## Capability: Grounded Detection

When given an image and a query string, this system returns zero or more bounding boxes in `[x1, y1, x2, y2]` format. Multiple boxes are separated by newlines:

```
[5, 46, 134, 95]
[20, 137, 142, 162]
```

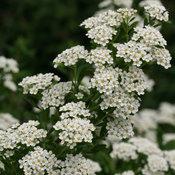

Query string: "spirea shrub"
[0, 0, 174, 174]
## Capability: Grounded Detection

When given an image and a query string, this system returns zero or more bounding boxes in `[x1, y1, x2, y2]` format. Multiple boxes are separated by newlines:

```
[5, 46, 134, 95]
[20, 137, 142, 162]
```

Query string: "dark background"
[0, 0, 174, 110]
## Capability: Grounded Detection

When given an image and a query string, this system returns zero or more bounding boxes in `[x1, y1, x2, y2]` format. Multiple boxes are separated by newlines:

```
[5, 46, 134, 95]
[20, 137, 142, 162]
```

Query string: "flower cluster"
[115, 26, 171, 68]
[0, 120, 47, 157]
[60, 153, 101, 174]
[120, 66, 151, 95]
[19, 73, 60, 94]
[53, 118, 95, 148]
[147, 154, 168, 173]
[0, 56, 19, 73]
[53, 102, 95, 148]
[41, 81, 72, 109]
[110, 142, 138, 161]
[107, 117, 134, 139]
[0, 113, 19, 130]
[164, 150, 175, 170]
[111, 137, 174, 174]
[90, 66, 119, 94]
[99, 0, 133, 9]
[86, 47, 113, 66]
[144, 5, 169, 22]
[81, 9, 137, 46]
[134, 102, 175, 144]
[59, 101, 91, 119]
[0, 56, 19, 91]
[19, 146, 60, 175]
[53, 45, 88, 67]
[139, 0, 162, 7]
[115, 170, 135, 175]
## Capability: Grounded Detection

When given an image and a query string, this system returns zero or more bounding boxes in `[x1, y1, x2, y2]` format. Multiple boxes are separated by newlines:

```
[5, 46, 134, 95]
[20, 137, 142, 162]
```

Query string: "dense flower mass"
[110, 137, 174, 175]
[53, 45, 88, 67]
[144, 5, 169, 22]
[0, 56, 19, 73]
[9, 1, 173, 175]
[59, 101, 91, 119]
[0, 56, 19, 91]
[81, 9, 137, 46]
[0, 120, 47, 156]
[86, 47, 113, 66]
[19, 146, 60, 175]
[41, 81, 72, 109]
[110, 142, 138, 160]
[147, 154, 168, 172]
[53, 118, 95, 148]
[115, 26, 171, 68]
[98, 0, 133, 9]
[60, 153, 101, 175]
[0, 113, 19, 130]
[107, 117, 134, 139]
[19, 73, 60, 94]
[90, 66, 119, 94]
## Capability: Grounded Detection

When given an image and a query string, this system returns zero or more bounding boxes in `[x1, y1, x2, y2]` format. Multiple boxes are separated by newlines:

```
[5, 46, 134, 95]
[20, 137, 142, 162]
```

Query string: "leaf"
[129, 21, 139, 30]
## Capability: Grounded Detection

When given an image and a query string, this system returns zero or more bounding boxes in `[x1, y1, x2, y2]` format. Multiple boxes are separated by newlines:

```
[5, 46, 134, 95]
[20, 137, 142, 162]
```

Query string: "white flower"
[53, 45, 88, 67]
[147, 155, 168, 172]
[110, 142, 138, 160]
[164, 150, 175, 170]
[60, 153, 101, 174]
[41, 81, 72, 109]
[144, 5, 169, 22]
[53, 118, 95, 148]
[19, 146, 61, 174]
[19, 73, 60, 94]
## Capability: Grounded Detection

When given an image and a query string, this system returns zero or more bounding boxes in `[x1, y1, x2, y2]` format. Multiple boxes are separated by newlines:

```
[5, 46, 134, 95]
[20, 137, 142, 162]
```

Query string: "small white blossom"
[19, 73, 60, 94]
[53, 45, 88, 67]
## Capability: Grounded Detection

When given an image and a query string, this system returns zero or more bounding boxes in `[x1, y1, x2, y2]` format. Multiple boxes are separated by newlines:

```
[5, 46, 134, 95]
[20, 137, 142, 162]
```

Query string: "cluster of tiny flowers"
[144, 5, 169, 22]
[110, 142, 138, 161]
[53, 118, 95, 148]
[53, 45, 88, 67]
[115, 26, 172, 68]
[0, 120, 47, 155]
[164, 150, 175, 170]
[110, 137, 175, 174]
[59, 153, 101, 175]
[81, 9, 137, 46]
[129, 137, 162, 156]
[139, 0, 162, 7]
[133, 109, 158, 134]
[0, 56, 19, 73]
[107, 117, 134, 139]
[98, 0, 133, 9]
[90, 66, 119, 94]
[86, 47, 113, 66]
[147, 154, 168, 173]
[41, 81, 72, 109]
[53, 102, 94, 148]
[100, 87, 140, 118]
[115, 170, 135, 175]
[59, 101, 91, 119]
[120, 66, 151, 95]
[133, 102, 175, 143]
[87, 25, 117, 46]
[19, 73, 60, 94]
[0, 56, 19, 91]
[132, 26, 167, 47]
[19, 146, 61, 175]
[0, 113, 19, 130]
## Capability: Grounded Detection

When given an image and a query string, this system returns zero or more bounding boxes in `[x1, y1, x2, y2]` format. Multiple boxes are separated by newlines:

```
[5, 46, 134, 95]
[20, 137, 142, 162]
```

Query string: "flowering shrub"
[0, 0, 174, 174]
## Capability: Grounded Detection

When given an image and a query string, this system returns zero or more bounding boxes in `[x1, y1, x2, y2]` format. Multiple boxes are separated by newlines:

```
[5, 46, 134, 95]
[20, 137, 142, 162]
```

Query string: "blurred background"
[0, 0, 174, 112]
